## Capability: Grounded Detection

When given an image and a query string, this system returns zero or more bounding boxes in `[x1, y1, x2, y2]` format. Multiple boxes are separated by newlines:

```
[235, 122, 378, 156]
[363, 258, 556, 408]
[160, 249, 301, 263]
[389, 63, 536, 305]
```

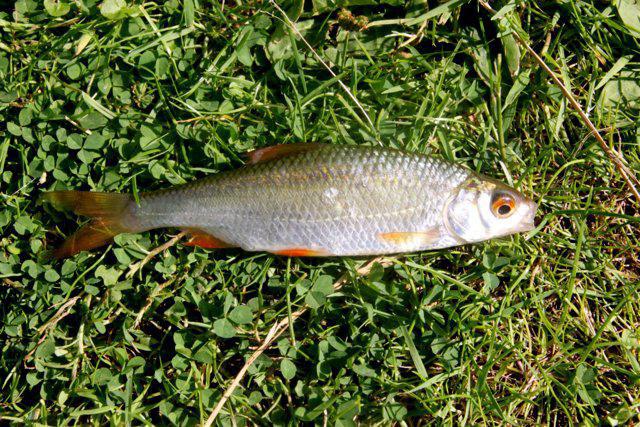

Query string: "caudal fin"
[42, 191, 135, 259]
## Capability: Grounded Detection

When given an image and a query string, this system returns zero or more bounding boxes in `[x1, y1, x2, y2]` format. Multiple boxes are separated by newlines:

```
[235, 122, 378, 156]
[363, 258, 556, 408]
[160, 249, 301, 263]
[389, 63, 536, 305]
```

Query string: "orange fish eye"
[491, 193, 516, 218]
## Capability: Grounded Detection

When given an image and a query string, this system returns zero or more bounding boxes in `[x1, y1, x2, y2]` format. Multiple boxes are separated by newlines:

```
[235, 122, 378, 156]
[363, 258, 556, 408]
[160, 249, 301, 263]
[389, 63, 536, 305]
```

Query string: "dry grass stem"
[127, 231, 188, 278]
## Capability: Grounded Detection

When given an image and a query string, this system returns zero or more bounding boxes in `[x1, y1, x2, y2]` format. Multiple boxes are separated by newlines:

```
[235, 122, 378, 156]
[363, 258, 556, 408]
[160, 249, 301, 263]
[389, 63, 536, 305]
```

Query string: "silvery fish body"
[44, 144, 537, 258]
[126, 145, 534, 256]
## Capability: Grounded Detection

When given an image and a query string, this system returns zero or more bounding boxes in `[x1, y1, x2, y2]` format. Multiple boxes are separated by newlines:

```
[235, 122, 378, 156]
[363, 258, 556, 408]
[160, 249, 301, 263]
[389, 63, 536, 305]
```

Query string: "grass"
[1, 0, 640, 424]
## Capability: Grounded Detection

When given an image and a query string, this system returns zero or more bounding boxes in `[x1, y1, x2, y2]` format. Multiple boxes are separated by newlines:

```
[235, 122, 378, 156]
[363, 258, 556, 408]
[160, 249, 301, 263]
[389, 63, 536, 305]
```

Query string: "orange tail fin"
[42, 191, 136, 259]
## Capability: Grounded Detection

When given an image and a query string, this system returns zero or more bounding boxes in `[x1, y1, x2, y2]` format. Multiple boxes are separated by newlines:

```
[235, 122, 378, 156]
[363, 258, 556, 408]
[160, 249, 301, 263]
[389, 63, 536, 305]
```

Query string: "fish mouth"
[520, 199, 538, 232]
[520, 221, 535, 232]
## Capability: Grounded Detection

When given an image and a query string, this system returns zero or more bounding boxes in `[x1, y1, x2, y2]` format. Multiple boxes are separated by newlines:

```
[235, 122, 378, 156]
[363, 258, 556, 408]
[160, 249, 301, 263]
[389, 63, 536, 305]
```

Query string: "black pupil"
[498, 204, 511, 215]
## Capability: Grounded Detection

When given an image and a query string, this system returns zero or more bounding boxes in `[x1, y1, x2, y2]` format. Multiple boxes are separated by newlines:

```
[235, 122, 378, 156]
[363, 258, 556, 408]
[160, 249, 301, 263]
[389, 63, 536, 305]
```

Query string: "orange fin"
[42, 191, 131, 217]
[41, 191, 136, 259]
[47, 219, 129, 259]
[184, 229, 235, 249]
[379, 229, 440, 246]
[245, 143, 324, 165]
[272, 248, 330, 257]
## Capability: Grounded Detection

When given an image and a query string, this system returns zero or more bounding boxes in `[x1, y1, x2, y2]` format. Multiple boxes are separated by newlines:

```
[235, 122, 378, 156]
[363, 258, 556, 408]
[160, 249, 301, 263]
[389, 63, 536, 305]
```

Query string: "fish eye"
[491, 192, 516, 218]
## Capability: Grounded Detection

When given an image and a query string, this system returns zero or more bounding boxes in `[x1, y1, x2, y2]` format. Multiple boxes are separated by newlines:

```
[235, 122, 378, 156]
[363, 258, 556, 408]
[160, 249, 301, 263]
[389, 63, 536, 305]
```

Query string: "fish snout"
[520, 199, 538, 231]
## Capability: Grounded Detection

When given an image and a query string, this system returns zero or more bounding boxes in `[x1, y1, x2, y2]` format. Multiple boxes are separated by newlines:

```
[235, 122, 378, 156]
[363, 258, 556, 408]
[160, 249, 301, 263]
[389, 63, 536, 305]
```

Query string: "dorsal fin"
[244, 143, 325, 165]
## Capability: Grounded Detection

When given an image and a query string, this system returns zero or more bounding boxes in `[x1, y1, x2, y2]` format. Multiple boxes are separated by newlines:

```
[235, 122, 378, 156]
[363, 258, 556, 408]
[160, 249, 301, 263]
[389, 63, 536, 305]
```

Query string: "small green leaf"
[138, 51, 155, 68]
[615, 0, 640, 36]
[494, 8, 522, 77]
[383, 403, 408, 422]
[91, 368, 113, 385]
[503, 70, 531, 111]
[84, 133, 106, 150]
[77, 149, 101, 164]
[183, 0, 194, 26]
[312, 275, 334, 296]
[18, 108, 32, 126]
[155, 57, 170, 79]
[44, 0, 71, 17]
[94, 322, 106, 334]
[78, 111, 108, 129]
[482, 272, 499, 291]
[213, 318, 236, 338]
[67, 133, 84, 149]
[35, 337, 56, 359]
[61, 260, 77, 276]
[26, 373, 40, 386]
[0, 211, 10, 227]
[193, 346, 215, 364]
[502, 33, 520, 77]
[76, 32, 94, 56]
[598, 70, 640, 111]
[22, 260, 42, 278]
[0, 90, 18, 103]
[305, 291, 325, 309]
[280, 358, 296, 380]
[574, 364, 596, 385]
[248, 391, 262, 405]
[95, 265, 121, 286]
[66, 63, 82, 80]
[353, 363, 376, 378]
[124, 356, 146, 373]
[99, 0, 132, 20]
[368, 262, 385, 282]
[56, 128, 67, 142]
[229, 305, 253, 324]
[58, 390, 69, 406]
[44, 269, 60, 282]
[266, 26, 291, 63]
[7, 122, 21, 136]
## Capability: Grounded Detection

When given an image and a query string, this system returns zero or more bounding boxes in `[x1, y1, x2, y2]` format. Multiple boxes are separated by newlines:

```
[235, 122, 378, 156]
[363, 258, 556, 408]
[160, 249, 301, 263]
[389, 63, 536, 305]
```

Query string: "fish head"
[444, 174, 537, 244]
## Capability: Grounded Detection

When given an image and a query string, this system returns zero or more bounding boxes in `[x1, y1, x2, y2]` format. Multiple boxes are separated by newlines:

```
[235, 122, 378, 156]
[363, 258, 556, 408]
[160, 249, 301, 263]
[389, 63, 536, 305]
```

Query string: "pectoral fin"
[379, 228, 441, 246]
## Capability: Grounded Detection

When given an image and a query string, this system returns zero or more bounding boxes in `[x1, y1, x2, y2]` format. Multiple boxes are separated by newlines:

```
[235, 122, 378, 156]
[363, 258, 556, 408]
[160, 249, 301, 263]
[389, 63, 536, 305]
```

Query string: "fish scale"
[127, 145, 471, 255]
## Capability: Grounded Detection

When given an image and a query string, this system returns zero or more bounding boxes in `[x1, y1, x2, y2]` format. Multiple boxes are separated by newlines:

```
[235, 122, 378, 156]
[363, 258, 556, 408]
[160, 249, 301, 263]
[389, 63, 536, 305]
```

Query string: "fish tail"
[42, 191, 139, 259]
